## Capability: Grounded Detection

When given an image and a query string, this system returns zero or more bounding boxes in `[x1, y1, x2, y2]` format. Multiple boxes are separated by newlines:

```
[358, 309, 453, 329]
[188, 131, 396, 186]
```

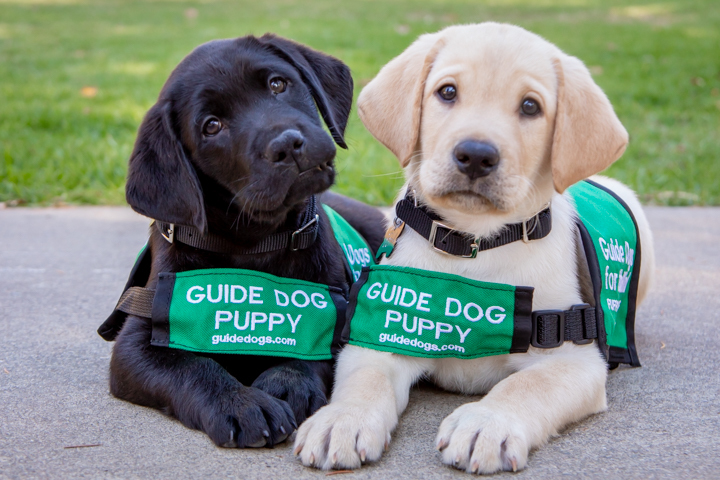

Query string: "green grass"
[0, 0, 719, 206]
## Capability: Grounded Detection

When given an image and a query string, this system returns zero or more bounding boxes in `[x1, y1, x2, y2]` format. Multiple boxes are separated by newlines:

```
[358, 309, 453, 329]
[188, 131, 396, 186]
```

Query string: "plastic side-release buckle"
[531, 309, 565, 348]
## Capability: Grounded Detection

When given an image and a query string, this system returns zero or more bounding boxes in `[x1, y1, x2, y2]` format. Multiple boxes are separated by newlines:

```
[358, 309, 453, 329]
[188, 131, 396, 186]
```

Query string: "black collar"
[395, 190, 552, 258]
[155, 195, 320, 254]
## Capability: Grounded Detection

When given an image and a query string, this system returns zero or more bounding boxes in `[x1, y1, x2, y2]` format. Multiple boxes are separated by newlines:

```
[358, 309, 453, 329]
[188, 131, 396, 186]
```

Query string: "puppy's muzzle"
[266, 129, 307, 167]
[453, 140, 500, 180]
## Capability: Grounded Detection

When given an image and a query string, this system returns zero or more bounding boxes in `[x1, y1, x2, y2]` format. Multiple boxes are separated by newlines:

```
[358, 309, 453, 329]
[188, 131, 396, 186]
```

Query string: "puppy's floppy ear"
[357, 32, 444, 167]
[259, 34, 353, 148]
[125, 101, 207, 233]
[550, 54, 629, 192]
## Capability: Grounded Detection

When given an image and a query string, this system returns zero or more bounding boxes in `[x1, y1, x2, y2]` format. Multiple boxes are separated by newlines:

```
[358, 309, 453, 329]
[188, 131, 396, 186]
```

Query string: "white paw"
[293, 402, 392, 470]
[436, 403, 529, 474]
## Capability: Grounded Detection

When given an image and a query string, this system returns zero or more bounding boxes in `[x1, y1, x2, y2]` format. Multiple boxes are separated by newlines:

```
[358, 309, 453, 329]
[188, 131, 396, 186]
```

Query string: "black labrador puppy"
[104, 35, 386, 448]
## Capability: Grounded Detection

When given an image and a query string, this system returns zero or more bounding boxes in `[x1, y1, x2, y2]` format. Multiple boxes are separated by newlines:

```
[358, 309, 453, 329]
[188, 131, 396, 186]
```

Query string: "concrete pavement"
[0, 206, 718, 479]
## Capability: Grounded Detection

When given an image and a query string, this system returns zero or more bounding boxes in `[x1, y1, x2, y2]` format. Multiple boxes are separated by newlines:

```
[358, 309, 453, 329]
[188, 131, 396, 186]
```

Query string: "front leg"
[110, 316, 296, 448]
[252, 359, 332, 425]
[294, 346, 429, 470]
[436, 344, 608, 474]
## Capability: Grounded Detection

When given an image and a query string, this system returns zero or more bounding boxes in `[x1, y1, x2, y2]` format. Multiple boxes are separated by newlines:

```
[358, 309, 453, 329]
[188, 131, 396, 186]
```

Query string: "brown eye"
[521, 98, 540, 116]
[269, 77, 287, 94]
[438, 85, 457, 101]
[202, 117, 222, 136]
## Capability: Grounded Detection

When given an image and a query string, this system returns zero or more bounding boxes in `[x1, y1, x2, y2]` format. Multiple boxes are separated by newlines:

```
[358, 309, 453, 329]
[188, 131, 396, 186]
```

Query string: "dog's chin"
[232, 168, 335, 224]
[426, 189, 510, 216]
[281, 166, 335, 207]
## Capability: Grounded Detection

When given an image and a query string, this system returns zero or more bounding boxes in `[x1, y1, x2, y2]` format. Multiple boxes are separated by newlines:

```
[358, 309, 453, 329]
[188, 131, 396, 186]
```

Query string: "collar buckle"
[429, 220, 478, 258]
[160, 223, 175, 244]
[291, 214, 319, 251]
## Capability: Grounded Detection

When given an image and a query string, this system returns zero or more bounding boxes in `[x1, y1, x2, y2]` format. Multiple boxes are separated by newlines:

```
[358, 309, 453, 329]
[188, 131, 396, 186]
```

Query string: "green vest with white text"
[98, 205, 375, 361]
[343, 180, 642, 367]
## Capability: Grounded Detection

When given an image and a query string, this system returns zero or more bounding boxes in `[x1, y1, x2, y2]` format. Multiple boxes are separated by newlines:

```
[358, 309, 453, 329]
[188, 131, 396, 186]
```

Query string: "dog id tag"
[375, 220, 405, 261]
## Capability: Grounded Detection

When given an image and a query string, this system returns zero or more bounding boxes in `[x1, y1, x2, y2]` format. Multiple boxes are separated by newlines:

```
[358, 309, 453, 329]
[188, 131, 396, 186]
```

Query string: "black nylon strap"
[396, 191, 552, 257]
[509, 286, 534, 353]
[329, 288, 349, 356]
[156, 195, 320, 254]
[115, 286, 155, 318]
[396, 198, 476, 256]
[97, 245, 153, 341]
[565, 307, 597, 342]
[532, 305, 598, 348]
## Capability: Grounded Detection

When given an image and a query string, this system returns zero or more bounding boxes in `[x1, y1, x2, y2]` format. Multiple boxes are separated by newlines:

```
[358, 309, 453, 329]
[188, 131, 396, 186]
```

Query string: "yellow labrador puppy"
[294, 23, 654, 474]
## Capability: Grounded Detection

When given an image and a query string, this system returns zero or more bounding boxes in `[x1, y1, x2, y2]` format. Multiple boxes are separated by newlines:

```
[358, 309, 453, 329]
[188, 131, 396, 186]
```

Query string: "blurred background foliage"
[0, 0, 718, 206]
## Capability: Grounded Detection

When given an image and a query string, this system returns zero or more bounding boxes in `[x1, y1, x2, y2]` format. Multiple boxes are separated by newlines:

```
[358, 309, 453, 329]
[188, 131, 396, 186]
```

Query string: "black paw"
[200, 385, 296, 448]
[252, 362, 328, 426]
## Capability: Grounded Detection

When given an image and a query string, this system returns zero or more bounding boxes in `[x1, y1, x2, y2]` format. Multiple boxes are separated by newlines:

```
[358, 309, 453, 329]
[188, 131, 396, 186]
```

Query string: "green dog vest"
[98, 205, 374, 361]
[345, 265, 532, 358]
[571, 180, 642, 366]
[343, 180, 642, 367]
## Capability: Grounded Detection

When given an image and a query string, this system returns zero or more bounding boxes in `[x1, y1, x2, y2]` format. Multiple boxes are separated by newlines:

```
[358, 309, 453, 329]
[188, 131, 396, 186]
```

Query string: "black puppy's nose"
[453, 141, 500, 180]
[267, 129, 305, 163]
